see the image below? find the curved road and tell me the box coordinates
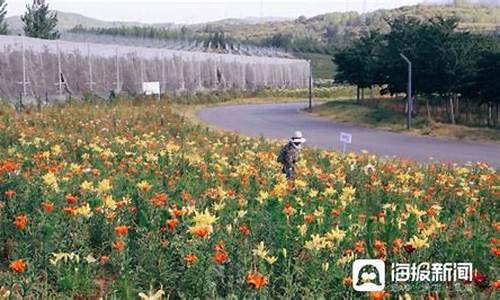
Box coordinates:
[197,102,500,167]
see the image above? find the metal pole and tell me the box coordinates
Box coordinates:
[161,51,166,99]
[102,60,106,91]
[409,62,412,127]
[87,44,95,92]
[400,53,412,130]
[115,48,120,92]
[17,36,30,97]
[161,51,166,86]
[21,36,27,96]
[140,56,145,88]
[57,41,62,97]
[308,60,312,111]
[39,52,46,90]
[18,92,22,112]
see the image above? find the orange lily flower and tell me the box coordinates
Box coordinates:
[247,272,267,289]
[14,214,28,230]
[10,259,26,273]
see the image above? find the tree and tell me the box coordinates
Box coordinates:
[333,49,360,103]
[334,31,383,103]
[334,15,500,126]
[0,0,8,35]
[180,25,189,39]
[296,15,307,24]
[416,17,493,124]
[378,16,423,97]
[466,48,500,126]
[265,33,292,49]
[22,0,60,40]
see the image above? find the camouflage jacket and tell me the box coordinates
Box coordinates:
[277,142,300,169]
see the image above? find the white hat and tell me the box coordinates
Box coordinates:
[289,131,306,144]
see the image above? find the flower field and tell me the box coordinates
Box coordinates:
[0,99,498,299]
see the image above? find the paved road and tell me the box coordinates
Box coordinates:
[197,102,500,167]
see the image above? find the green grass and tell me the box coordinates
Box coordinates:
[309,99,419,131]
[308,99,500,142]
[293,52,336,79]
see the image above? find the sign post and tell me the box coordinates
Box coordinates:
[308,60,313,111]
[142,82,161,100]
[340,132,352,153]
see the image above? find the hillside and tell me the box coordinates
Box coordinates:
[7,5,499,40]
[200,16,293,26]
[201,4,499,77]
[5,12,289,35]
[192,4,499,46]
[5,11,168,34]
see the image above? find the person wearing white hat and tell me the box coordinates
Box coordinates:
[277,131,306,179]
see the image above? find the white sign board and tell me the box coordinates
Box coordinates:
[340,132,352,144]
[142,82,160,96]
[340,132,352,153]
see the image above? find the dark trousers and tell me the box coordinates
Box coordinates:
[282,165,294,180]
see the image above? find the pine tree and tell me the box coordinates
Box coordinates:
[0,0,8,35]
[22,0,60,39]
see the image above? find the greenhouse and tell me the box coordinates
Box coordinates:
[0,35,310,102]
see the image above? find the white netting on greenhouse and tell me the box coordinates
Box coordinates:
[61,32,295,58]
[0,36,310,102]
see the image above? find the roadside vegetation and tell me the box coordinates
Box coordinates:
[0,98,498,298]
[160,86,355,105]
[308,99,500,142]
[334,15,500,130]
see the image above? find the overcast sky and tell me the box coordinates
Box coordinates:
[4,1,497,24]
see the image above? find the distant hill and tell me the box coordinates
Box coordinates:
[6,5,498,39]
[5,11,170,34]
[66,4,499,52]
[195,4,499,45]
[4,11,288,35]
[199,17,293,27]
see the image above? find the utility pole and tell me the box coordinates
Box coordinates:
[308,60,313,111]
[400,53,412,130]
